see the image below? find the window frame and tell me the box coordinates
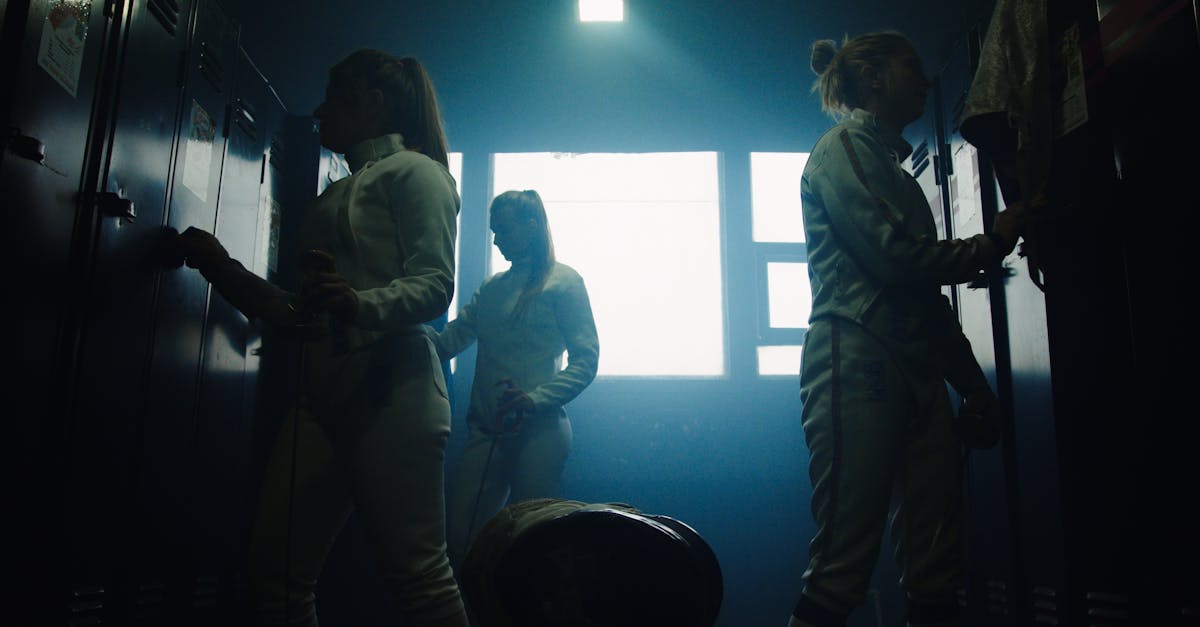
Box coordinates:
[485,150,730,379]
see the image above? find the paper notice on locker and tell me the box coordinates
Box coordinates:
[266,197,282,278]
[37,0,91,98]
[183,101,217,202]
[953,143,984,235]
[1055,23,1088,138]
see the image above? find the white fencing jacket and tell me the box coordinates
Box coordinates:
[801,110,1001,398]
[431,261,599,425]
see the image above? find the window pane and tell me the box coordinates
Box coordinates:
[447,153,463,372]
[492,152,724,376]
[751,152,808,243]
[767,261,811,328]
[758,345,803,376]
[447,152,464,322]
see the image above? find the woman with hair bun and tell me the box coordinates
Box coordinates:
[788,32,1035,627]
[176,49,468,627]
[427,189,600,569]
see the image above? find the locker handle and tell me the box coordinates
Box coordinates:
[7,131,46,164]
[96,192,135,220]
[5,129,66,176]
[966,265,1017,289]
[966,271,988,289]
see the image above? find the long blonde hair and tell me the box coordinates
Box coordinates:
[491,190,556,318]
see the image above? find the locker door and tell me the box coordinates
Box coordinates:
[1,0,117,621]
[937,40,1026,627]
[132,0,238,617]
[64,0,194,622]
[186,46,287,618]
[941,28,1067,626]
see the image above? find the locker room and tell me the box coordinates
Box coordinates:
[3,0,1198,625]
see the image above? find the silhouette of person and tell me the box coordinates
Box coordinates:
[176,49,469,627]
[788,32,1032,627]
[428,190,599,567]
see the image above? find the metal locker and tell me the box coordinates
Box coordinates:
[186,44,288,619]
[130,0,239,619]
[58,1,201,624]
[1043,1,1200,623]
[935,31,1031,627]
[243,111,321,516]
[943,18,1068,625]
[2,0,121,622]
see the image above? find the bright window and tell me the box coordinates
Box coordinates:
[752,152,811,378]
[447,152,463,322]
[491,152,724,377]
[751,152,808,243]
[446,152,463,372]
[757,345,803,377]
[767,262,811,328]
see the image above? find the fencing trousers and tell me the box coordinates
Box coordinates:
[797,317,963,620]
[247,337,467,627]
[446,413,572,568]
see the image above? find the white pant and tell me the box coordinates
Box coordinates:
[798,318,963,618]
[446,413,572,566]
[247,336,467,626]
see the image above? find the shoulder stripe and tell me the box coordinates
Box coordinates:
[838,129,903,228]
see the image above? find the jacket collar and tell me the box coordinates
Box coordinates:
[344,133,407,174]
[848,109,914,162]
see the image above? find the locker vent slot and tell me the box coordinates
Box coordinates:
[1085,591,1130,624]
[193,574,220,608]
[911,139,931,179]
[268,135,285,170]
[1032,586,1059,624]
[199,42,225,92]
[70,584,105,625]
[234,99,258,141]
[133,580,166,620]
[986,579,1010,617]
[147,0,181,36]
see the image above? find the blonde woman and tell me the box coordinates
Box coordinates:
[790,32,1032,627]
[429,190,599,567]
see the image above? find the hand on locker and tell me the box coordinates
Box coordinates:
[991,192,1047,257]
[175,226,232,272]
[1016,192,1051,290]
[954,385,1003,449]
[298,249,358,323]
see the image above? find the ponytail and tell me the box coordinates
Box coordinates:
[329,50,450,167]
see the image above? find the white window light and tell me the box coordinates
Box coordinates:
[767,261,812,329]
[579,0,624,22]
[751,152,809,243]
[491,151,724,377]
[446,152,463,372]
[757,345,803,377]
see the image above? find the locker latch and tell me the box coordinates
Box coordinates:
[96,191,136,221]
[5,128,66,176]
[966,264,1017,289]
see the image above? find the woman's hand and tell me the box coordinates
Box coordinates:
[955,385,1003,449]
[299,250,358,323]
[495,377,535,417]
[991,192,1048,255]
[177,226,231,272]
